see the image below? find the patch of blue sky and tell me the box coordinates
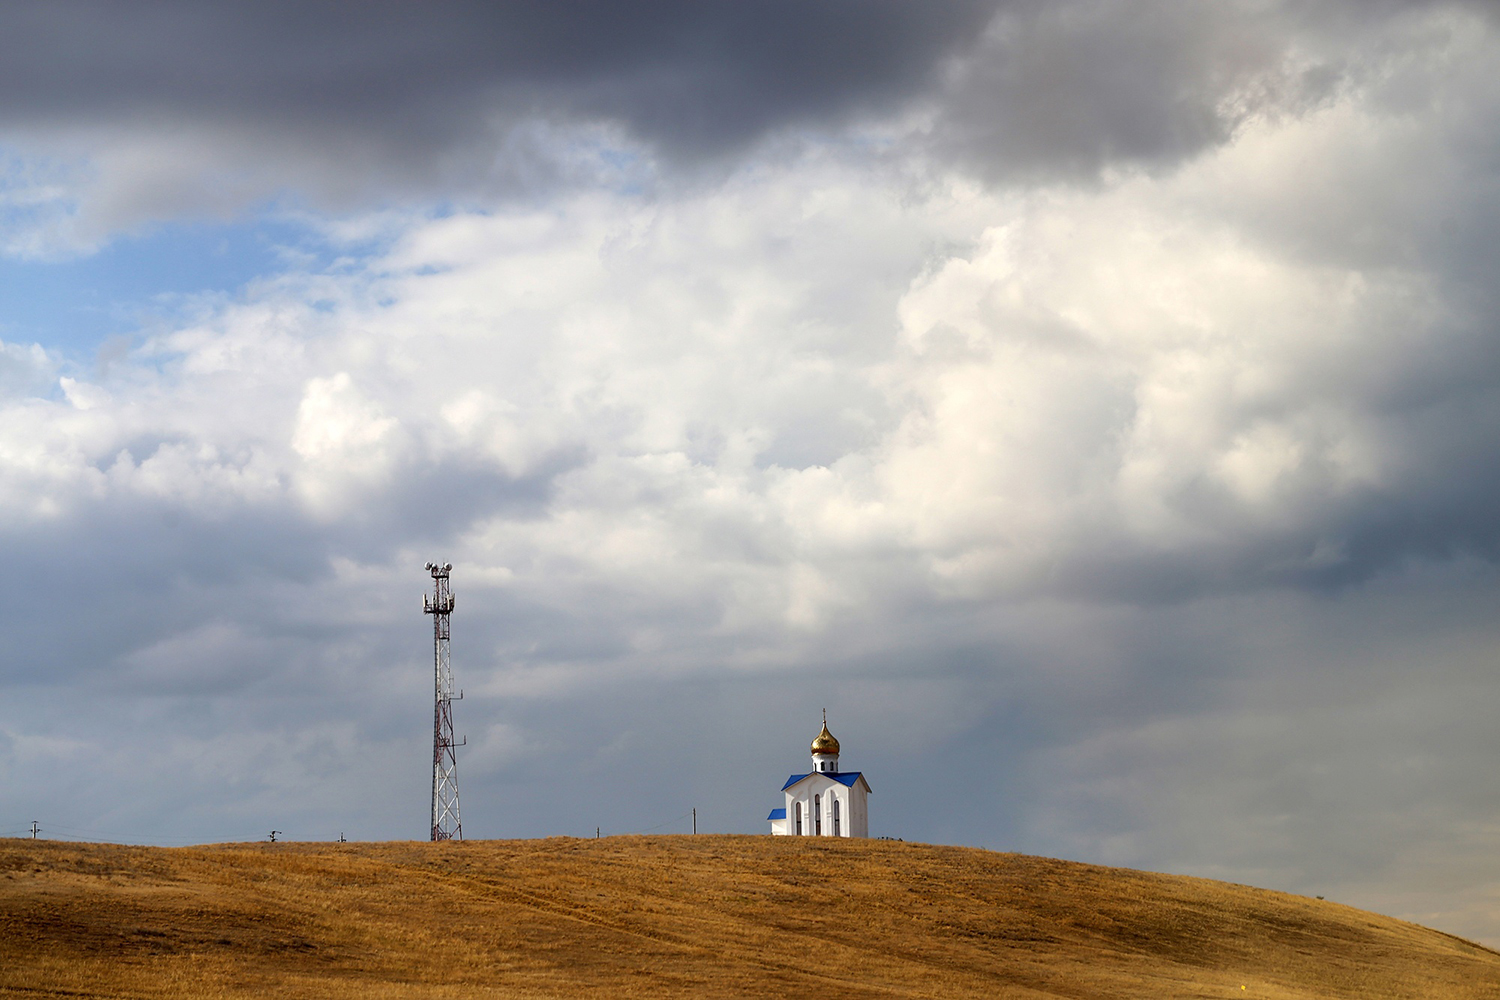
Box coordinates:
[0,216,352,361]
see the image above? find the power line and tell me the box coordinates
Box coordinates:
[25,822,144,843]
[634,810,694,834]
[2,821,351,847]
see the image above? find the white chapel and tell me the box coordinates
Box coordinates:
[768,713,871,837]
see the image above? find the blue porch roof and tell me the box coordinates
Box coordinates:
[767,808,787,821]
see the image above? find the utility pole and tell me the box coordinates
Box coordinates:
[29,821,39,839]
[424,561,464,842]
[692,808,697,835]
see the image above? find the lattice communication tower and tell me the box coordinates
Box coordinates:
[424,561,463,841]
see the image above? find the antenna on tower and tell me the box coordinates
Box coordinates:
[424,561,464,842]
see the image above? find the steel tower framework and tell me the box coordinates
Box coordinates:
[424,561,463,841]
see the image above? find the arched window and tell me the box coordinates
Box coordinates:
[814,794,822,835]
[833,798,841,836]
[794,801,802,836]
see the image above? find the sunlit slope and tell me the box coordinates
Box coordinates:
[2,836,1496,999]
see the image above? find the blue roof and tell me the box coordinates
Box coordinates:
[767,808,786,821]
[782,771,864,791]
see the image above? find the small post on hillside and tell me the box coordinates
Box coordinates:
[692,808,697,835]
[29,820,39,839]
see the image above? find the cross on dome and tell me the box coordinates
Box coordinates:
[810,708,840,756]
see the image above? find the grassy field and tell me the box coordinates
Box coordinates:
[2,835,1497,999]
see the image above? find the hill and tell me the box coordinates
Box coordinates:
[2,835,1496,999]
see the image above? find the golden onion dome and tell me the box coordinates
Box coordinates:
[811,714,840,756]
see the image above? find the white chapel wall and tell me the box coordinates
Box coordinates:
[783,774,866,838]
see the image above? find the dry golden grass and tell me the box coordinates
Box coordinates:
[2,835,1497,999]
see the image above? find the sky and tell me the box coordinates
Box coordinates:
[2,0,1500,944]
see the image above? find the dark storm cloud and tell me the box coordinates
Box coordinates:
[935,1,1302,180]
[0,1,993,160]
[2,0,1480,217]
